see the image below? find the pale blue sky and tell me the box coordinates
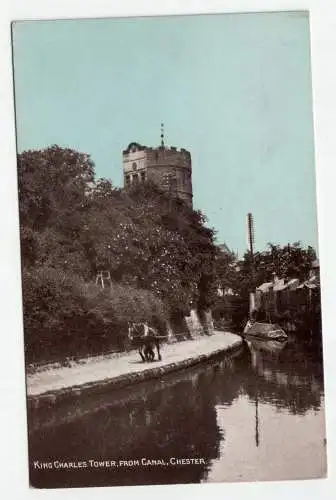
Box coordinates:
[11,11,318,255]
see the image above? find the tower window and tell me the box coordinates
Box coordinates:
[132,173,139,184]
[125,174,130,186]
[163,173,177,192]
[132,162,137,170]
[140,172,146,182]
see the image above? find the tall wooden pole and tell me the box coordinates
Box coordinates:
[247,213,255,270]
[247,213,256,316]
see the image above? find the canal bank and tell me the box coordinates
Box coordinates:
[26,330,242,411]
[28,334,326,488]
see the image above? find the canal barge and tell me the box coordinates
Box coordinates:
[243,320,288,342]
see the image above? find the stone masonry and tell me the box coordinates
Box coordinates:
[122,141,193,208]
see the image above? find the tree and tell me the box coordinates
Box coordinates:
[236,242,317,297]
[17,146,95,279]
[17,145,94,231]
[18,147,225,362]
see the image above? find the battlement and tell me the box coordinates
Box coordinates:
[123,143,191,159]
[145,147,191,165]
[122,142,146,155]
[145,146,190,155]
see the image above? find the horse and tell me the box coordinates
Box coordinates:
[128,322,162,362]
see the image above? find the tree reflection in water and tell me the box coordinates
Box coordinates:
[28,339,325,488]
[204,338,326,483]
[243,338,324,415]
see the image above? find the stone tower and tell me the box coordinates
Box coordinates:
[122,131,193,208]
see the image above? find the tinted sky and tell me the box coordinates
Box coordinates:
[11,11,318,255]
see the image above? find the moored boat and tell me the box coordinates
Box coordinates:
[243,320,288,341]
[245,338,287,354]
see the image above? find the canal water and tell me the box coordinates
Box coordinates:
[28,337,327,488]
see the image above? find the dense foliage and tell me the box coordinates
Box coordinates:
[18,146,219,363]
[18,145,319,362]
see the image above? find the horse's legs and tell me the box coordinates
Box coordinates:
[148,348,155,362]
[138,346,146,362]
[144,342,155,362]
[143,344,149,361]
[156,340,162,361]
[137,334,160,362]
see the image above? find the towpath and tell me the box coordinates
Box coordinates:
[27,330,242,403]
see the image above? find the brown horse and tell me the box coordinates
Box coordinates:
[128,322,162,362]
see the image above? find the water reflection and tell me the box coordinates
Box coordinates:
[28,339,326,488]
[244,338,324,415]
[206,339,326,483]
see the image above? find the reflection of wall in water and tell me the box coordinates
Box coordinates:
[245,341,323,415]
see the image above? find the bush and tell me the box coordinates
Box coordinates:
[22,269,168,363]
[22,266,88,362]
[84,282,167,330]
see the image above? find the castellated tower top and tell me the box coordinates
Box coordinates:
[122,137,193,209]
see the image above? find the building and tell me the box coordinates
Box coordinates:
[253,258,321,333]
[122,128,193,208]
[217,243,234,255]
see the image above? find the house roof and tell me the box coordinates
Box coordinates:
[273,279,286,292]
[217,243,233,254]
[257,277,301,293]
[287,278,300,290]
[296,275,320,289]
[257,282,273,293]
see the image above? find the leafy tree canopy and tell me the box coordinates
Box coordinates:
[17,146,221,362]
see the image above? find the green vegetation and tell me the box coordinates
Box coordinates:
[18,145,319,363]
[18,146,219,363]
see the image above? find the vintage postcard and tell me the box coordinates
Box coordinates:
[11,11,327,489]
